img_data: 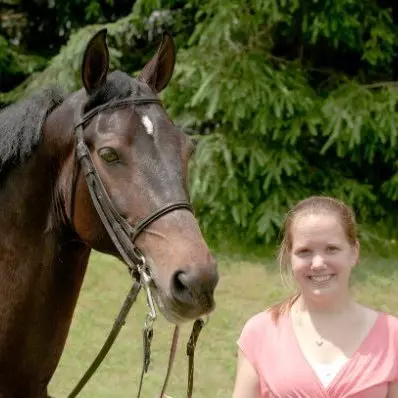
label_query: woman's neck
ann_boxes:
[294,293,359,320]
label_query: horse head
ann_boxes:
[47,29,219,324]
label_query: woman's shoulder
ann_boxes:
[237,309,277,354]
[382,310,398,331]
[237,307,292,365]
[377,311,398,363]
[240,306,285,335]
[369,309,398,346]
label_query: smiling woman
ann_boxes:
[232,196,398,398]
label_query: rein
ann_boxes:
[67,95,206,397]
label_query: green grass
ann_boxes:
[48,247,398,397]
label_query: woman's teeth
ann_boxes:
[309,275,333,282]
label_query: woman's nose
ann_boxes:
[311,254,326,268]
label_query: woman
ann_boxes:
[233,196,398,397]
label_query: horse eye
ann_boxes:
[98,147,120,164]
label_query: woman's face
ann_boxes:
[289,212,359,305]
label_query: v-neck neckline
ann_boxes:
[287,310,382,394]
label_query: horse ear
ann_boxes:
[82,28,109,95]
[138,31,176,93]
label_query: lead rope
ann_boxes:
[67,281,142,398]
[136,319,205,398]
[136,321,155,397]
[186,319,205,398]
[158,325,180,398]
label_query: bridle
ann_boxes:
[66,94,206,397]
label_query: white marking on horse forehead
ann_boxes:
[142,115,154,136]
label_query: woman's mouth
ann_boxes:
[308,274,335,283]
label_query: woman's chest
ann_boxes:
[290,312,373,365]
[258,341,389,398]
[255,314,392,398]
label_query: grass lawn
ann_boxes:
[48,247,398,397]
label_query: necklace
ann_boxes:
[291,305,327,347]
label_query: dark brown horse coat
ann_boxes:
[0,30,218,398]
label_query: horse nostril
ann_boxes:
[171,270,194,303]
[170,266,219,312]
[173,271,187,292]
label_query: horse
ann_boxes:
[0,29,219,398]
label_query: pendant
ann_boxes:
[316,339,323,346]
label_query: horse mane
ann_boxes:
[0,86,65,178]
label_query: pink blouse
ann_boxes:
[237,310,398,397]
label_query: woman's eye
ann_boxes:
[296,249,310,256]
[326,246,339,253]
[98,148,120,164]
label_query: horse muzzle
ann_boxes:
[150,259,219,323]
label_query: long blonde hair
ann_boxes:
[269,196,359,323]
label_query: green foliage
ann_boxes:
[161,0,398,245]
[0,15,163,101]
[0,0,137,106]
[1,0,398,247]
[300,1,396,65]
[0,0,186,103]
[0,34,47,105]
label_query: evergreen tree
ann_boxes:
[1,0,398,246]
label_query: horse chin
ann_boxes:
[149,285,190,325]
